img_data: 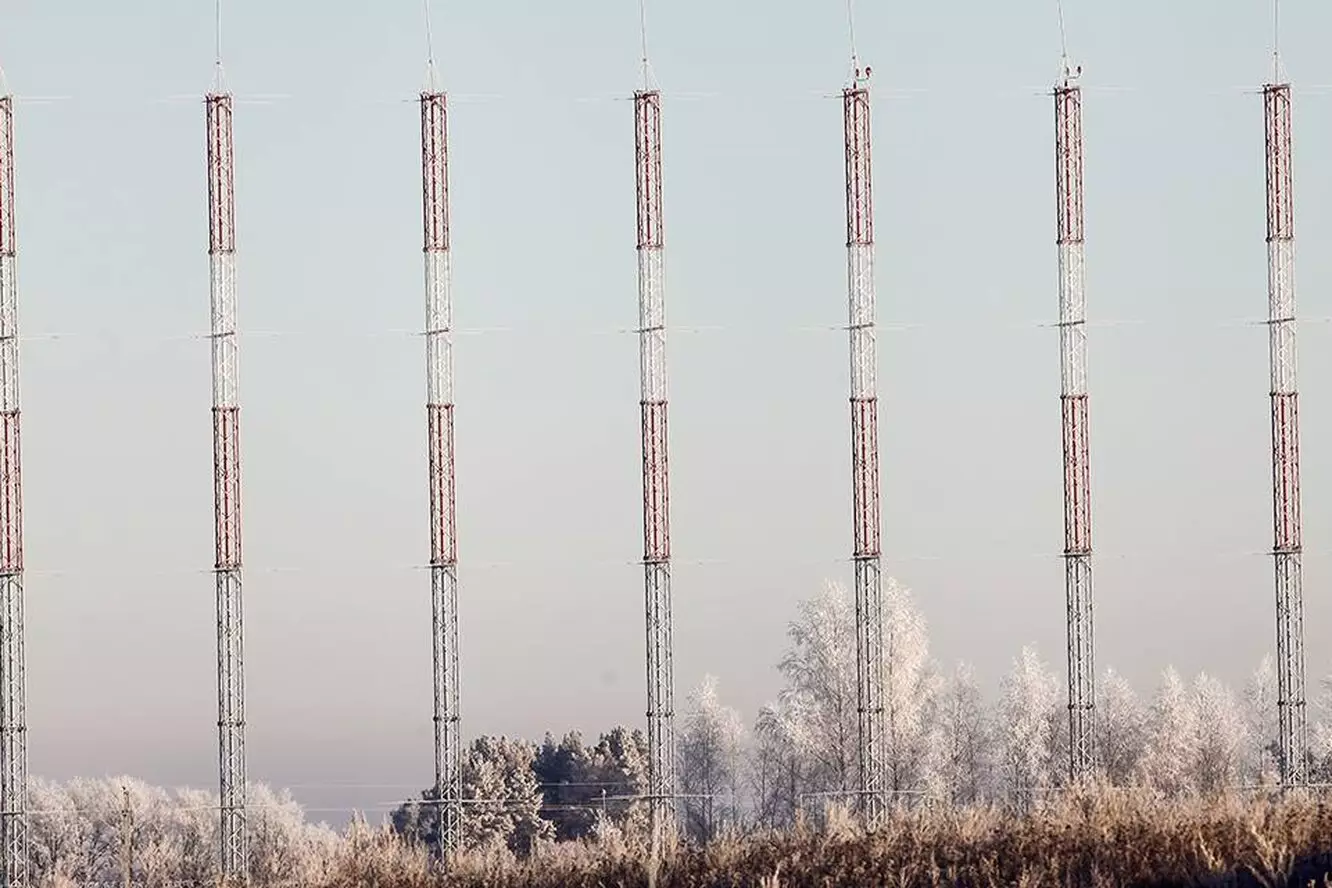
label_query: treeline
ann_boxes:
[386,579,1332,855]
[19,577,1332,885]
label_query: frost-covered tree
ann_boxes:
[394,737,553,856]
[1139,667,1199,796]
[750,700,804,829]
[773,581,859,799]
[769,577,939,809]
[1096,668,1147,786]
[532,731,599,840]
[28,778,337,887]
[999,646,1059,808]
[1310,675,1332,783]
[1243,655,1280,785]
[596,726,652,837]
[881,578,939,796]
[930,661,990,805]
[461,736,553,855]
[678,674,746,842]
[1193,672,1247,795]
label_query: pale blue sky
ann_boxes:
[3,0,1332,820]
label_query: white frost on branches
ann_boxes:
[774,580,859,797]
[1192,672,1247,794]
[881,578,939,796]
[930,661,991,805]
[999,646,1059,808]
[1243,655,1280,785]
[678,674,746,841]
[27,777,339,887]
[1096,668,1147,786]
[1139,667,1200,795]
[769,577,940,811]
[461,736,554,855]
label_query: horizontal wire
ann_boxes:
[13,315,1329,346]
[16,548,1308,584]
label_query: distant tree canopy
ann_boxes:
[381,579,1332,859]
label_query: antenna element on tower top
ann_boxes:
[423,0,439,90]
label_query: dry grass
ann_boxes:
[311,787,1332,888]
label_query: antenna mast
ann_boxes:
[206,11,247,873]
[843,46,886,816]
[420,12,462,852]
[0,76,29,888]
[1054,62,1095,783]
[1263,73,1306,789]
[633,10,676,849]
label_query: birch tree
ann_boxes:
[750,700,804,829]
[1243,655,1280,785]
[1310,675,1332,782]
[1193,672,1247,795]
[774,580,859,799]
[999,646,1059,808]
[678,674,746,841]
[931,661,991,805]
[881,578,939,796]
[1139,667,1199,796]
[1096,667,1146,786]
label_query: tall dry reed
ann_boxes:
[311,787,1332,888]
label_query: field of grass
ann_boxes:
[315,787,1332,887]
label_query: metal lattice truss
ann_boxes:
[634,90,676,850]
[1263,83,1306,789]
[1054,83,1095,783]
[0,92,27,888]
[843,84,886,820]
[206,92,247,882]
[421,90,462,854]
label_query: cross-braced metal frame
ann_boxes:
[420,89,462,854]
[1054,81,1095,782]
[206,92,247,881]
[0,91,28,888]
[1262,82,1307,789]
[843,80,886,819]
[634,89,676,851]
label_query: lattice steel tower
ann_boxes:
[0,81,29,888]
[1054,66,1095,782]
[843,68,886,818]
[1263,79,1306,789]
[206,85,247,878]
[634,86,676,847]
[420,81,462,851]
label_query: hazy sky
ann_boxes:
[2,0,1332,822]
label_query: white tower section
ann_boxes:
[420,89,462,852]
[634,88,676,847]
[843,77,886,818]
[1054,79,1095,782]
[1263,82,1306,788]
[0,90,29,888]
[205,91,247,879]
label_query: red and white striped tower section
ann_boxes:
[420,87,462,853]
[205,89,247,879]
[634,88,676,846]
[1263,81,1307,789]
[1054,73,1095,782]
[843,71,886,818]
[0,86,29,888]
